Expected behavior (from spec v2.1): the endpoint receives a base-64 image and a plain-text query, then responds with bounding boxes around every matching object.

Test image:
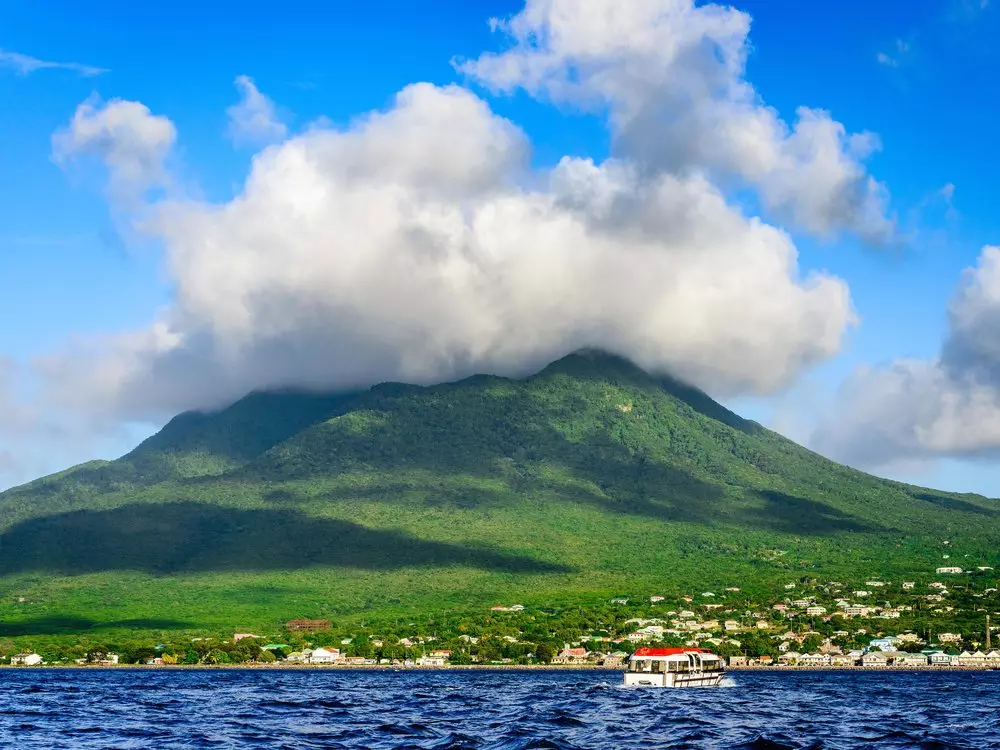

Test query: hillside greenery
[0,350,997,645]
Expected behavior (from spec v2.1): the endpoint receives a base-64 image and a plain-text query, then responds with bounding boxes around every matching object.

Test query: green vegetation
[0,350,997,648]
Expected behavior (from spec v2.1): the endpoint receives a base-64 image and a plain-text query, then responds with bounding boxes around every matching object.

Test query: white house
[902,582,915,589]
[306,647,340,664]
[936,567,963,574]
[806,606,827,616]
[894,652,929,667]
[861,651,888,667]
[416,655,448,666]
[10,653,42,666]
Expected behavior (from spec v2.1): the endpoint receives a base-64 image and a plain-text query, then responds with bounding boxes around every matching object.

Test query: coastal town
[5,565,999,670]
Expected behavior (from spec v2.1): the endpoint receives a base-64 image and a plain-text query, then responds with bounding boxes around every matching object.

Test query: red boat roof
[632,647,711,656]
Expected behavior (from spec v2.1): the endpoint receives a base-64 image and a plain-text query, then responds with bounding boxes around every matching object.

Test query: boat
[623,647,726,687]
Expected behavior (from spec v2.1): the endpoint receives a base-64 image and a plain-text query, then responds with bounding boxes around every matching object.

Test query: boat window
[651,660,662,673]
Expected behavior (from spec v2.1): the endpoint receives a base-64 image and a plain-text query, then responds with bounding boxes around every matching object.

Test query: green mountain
[0,350,997,639]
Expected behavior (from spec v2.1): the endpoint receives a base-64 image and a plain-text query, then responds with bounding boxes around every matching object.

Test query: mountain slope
[0,350,996,637]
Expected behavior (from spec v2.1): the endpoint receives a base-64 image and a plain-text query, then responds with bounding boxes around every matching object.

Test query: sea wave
[0,668,997,748]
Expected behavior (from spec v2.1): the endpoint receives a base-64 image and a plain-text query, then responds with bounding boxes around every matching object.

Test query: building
[926,651,953,666]
[728,655,748,667]
[868,637,899,652]
[894,653,929,667]
[830,654,857,666]
[902,582,915,589]
[957,651,989,667]
[777,652,801,665]
[861,651,888,667]
[650,595,665,603]
[10,653,42,666]
[286,619,331,633]
[800,653,831,666]
[305,648,340,664]
[552,645,590,665]
[936,567,963,574]
[806,606,827,616]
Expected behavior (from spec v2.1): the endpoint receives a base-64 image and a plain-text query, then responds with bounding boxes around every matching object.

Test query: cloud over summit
[38,0,895,427]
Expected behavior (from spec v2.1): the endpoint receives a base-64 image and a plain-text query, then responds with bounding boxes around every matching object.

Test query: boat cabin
[627,647,724,674]
[624,647,726,687]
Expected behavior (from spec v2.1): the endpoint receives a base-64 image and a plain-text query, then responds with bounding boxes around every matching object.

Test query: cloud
[877,38,910,68]
[52,97,177,197]
[0,48,107,77]
[458,0,895,245]
[226,75,288,147]
[38,78,853,424]
[814,246,1000,468]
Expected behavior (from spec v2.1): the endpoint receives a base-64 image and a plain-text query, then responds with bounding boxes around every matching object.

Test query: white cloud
[877,38,911,68]
[226,75,288,147]
[52,97,177,197]
[815,246,1000,468]
[458,0,895,244]
[38,80,853,424]
[0,48,107,77]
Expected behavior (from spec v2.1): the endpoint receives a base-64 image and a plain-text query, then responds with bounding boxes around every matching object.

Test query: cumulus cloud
[226,75,288,147]
[458,0,895,244]
[38,79,853,423]
[0,48,107,77]
[52,97,177,197]
[814,246,1000,468]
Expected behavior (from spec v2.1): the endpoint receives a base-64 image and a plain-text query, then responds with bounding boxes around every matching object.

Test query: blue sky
[1,0,999,494]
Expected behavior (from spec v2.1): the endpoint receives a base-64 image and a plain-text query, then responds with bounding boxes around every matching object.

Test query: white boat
[623,647,726,687]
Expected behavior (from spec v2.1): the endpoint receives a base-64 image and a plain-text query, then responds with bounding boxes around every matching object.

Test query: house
[894,652,929,667]
[286,619,331,633]
[936,567,963,574]
[800,653,831,666]
[728,655,748,667]
[902,582,915,589]
[843,606,870,617]
[306,648,340,664]
[861,651,888,667]
[10,653,42,666]
[957,651,989,667]
[725,587,741,592]
[806,606,827,616]
[724,620,741,632]
[937,632,962,643]
[986,650,1000,665]
[429,650,452,659]
[611,598,629,605]
[791,599,811,608]
[926,651,953,666]
[868,637,899,652]
[650,596,665,603]
[416,656,447,666]
[777,652,801,665]
[772,604,788,612]
[552,645,590,665]
[866,581,886,587]
[853,590,871,597]
[234,633,262,642]
[755,620,770,630]
[830,654,856,667]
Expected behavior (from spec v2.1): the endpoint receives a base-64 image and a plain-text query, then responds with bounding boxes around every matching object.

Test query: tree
[534,642,555,663]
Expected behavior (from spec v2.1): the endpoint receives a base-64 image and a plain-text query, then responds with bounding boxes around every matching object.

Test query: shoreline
[2,663,998,672]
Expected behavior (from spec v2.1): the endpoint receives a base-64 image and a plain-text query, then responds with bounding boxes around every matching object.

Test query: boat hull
[623,671,726,688]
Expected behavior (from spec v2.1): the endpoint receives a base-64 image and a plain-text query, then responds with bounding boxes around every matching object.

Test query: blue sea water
[0,668,998,749]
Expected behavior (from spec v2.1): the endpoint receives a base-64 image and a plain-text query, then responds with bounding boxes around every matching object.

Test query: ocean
[1,668,997,749]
